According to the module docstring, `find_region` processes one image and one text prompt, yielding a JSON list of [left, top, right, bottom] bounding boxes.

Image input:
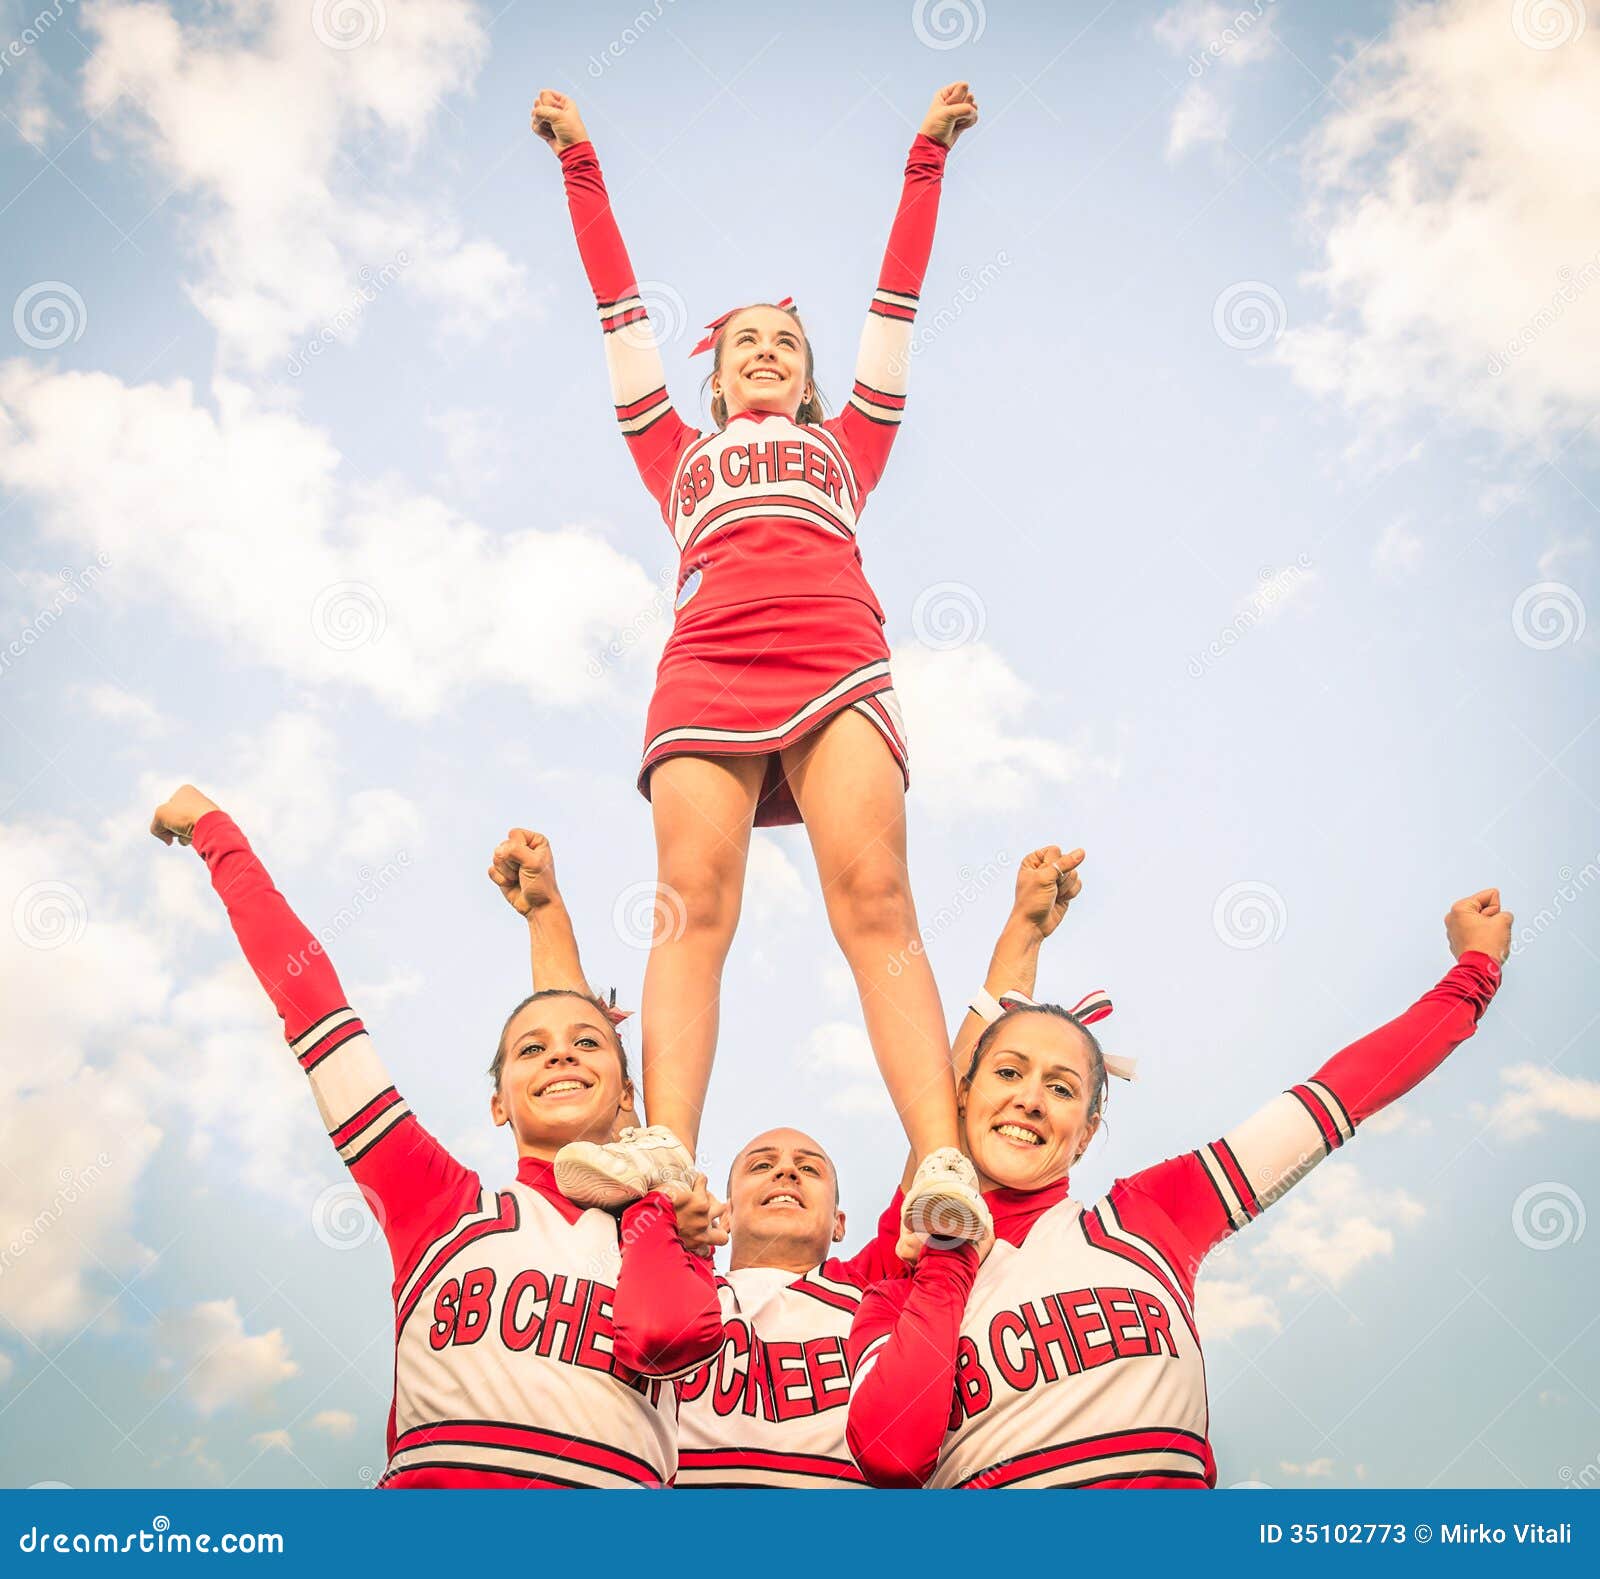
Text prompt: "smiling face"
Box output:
[[727, 1127, 845, 1272], [489, 994, 633, 1159], [960, 1013, 1103, 1194], [711, 305, 813, 423]]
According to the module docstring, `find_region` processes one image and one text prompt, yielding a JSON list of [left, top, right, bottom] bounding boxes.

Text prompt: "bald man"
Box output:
[[487, 829, 1083, 1486]]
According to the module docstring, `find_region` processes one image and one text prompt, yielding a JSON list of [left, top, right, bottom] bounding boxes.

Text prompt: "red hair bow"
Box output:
[[689, 296, 795, 357]]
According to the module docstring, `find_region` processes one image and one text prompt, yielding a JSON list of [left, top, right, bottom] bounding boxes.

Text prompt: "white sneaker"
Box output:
[[903, 1147, 992, 1246], [554, 1125, 695, 1208]]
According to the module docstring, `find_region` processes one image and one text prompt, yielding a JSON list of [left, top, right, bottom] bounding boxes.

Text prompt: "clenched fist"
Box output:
[[532, 89, 588, 153], [919, 81, 979, 149], [1445, 889, 1513, 965], [149, 783, 219, 847], [1011, 845, 1084, 939], [488, 829, 564, 917]]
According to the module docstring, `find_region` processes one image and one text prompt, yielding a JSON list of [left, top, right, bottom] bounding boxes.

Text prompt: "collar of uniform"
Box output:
[[727, 408, 789, 423], [985, 1176, 1071, 1246], [516, 1154, 585, 1224]]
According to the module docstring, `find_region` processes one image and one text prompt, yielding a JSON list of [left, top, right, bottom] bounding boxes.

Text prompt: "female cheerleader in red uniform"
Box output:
[[148, 784, 724, 1489], [533, 82, 989, 1243], [845, 882, 1513, 1488]]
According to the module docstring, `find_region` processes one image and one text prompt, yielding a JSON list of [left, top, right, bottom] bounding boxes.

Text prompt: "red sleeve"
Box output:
[[821, 1190, 906, 1288], [821, 134, 949, 497], [556, 140, 698, 513], [190, 811, 480, 1284], [1118, 952, 1503, 1275], [845, 1244, 976, 1488], [611, 1191, 724, 1379]]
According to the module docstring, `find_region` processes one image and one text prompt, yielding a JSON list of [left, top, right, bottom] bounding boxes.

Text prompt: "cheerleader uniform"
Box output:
[[844, 953, 1503, 1488], [558, 134, 951, 824], [190, 811, 724, 1488], [674, 1193, 905, 1488]]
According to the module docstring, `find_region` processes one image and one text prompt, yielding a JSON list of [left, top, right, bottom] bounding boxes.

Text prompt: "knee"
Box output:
[[826, 863, 916, 946], [657, 860, 743, 942]]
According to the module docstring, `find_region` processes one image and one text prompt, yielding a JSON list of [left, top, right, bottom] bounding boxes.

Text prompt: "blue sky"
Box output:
[[0, 0, 1596, 1490]]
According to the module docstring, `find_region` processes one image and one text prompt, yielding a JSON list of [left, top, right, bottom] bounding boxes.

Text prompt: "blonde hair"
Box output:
[[704, 303, 827, 429]]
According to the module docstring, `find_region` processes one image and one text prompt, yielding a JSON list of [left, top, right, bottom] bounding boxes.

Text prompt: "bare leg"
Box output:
[[781, 709, 959, 1160], [639, 752, 765, 1153]]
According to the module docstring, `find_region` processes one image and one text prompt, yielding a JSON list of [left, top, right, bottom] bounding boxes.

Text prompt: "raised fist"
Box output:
[[149, 784, 219, 847], [919, 81, 979, 149], [1012, 845, 1084, 939], [532, 89, 589, 153], [488, 828, 563, 917], [1445, 889, 1513, 965]]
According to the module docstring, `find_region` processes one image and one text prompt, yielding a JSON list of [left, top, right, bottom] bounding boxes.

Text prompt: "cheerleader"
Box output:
[[532, 82, 988, 1243], [149, 784, 725, 1489], [845, 883, 1513, 1488]]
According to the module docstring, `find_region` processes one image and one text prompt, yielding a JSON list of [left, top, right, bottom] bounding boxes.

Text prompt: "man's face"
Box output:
[[727, 1128, 845, 1265]]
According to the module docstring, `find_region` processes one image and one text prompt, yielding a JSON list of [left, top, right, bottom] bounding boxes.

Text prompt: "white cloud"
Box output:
[[1250, 1162, 1425, 1290], [1154, 0, 1281, 160], [1372, 516, 1424, 576], [1196, 1274, 1282, 1339], [1276, 0, 1600, 450], [155, 1298, 297, 1416], [427, 407, 511, 498], [71, 683, 171, 737], [249, 1428, 294, 1453], [0, 363, 661, 720], [1362, 1101, 1430, 1138], [80, 0, 529, 370], [1538, 537, 1590, 578], [801, 1021, 894, 1119], [744, 833, 811, 923], [1279, 1457, 1335, 1478], [340, 789, 424, 870], [4, 48, 61, 147], [892, 643, 1117, 817], [310, 1409, 358, 1438], [1476, 1064, 1600, 1141]]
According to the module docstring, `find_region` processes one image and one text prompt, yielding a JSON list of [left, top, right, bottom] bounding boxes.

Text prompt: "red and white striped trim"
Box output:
[[850, 690, 908, 771], [395, 1189, 509, 1327], [955, 1427, 1212, 1490], [676, 1446, 865, 1490], [328, 1085, 410, 1167], [847, 377, 908, 428], [615, 384, 674, 438], [868, 287, 919, 324], [789, 1267, 863, 1316], [596, 293, 650, 336], [680, 490, 853, 553], [383, 1419, 663, 1489], [641, 661, 893, 765]]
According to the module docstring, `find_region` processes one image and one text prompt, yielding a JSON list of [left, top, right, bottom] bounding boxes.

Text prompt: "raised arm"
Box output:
[[821, 82, 977, 496], [1114, 892, 1513, 1290], [488, 827, 593, 996], [151, 785, 480, 1283], [534, 89, 698, 513]]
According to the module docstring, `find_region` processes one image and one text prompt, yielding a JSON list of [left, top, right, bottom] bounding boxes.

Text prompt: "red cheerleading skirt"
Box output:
[[639, 594, 910, 827]]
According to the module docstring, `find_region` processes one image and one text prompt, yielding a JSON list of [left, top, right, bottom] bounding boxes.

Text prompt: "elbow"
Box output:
[[847, 1414, 934, 1490], [613, 1308, 723, 1380]]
